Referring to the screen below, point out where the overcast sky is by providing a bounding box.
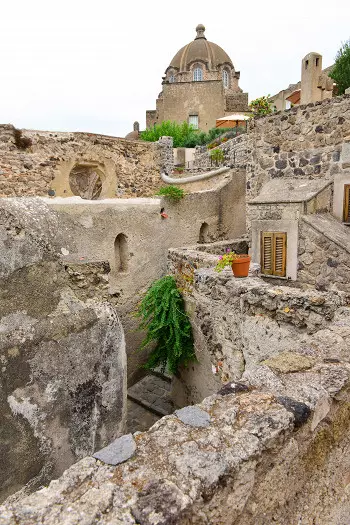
[0,0,349,137]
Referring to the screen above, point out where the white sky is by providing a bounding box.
[0,0,349,137]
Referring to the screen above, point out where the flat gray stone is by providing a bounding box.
[93,434,136,465]
[175,406,211,428]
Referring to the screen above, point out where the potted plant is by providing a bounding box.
[215,250,251,278]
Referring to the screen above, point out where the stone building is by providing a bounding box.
[270,52,334,111]
[146,25,249,132]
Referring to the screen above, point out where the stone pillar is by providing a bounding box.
[157,136,174,175]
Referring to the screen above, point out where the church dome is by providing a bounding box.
[167,25,233,72]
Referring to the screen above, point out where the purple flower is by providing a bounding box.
[219,256,223,260]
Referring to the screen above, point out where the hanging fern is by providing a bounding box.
[137,275,195,374]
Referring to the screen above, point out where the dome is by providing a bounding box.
[167,25,233,73]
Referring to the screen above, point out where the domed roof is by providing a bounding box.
[168,25,233,72]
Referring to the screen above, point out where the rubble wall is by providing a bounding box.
[46,171,245,384]
[170,256,347,406]
[0,125,165,198]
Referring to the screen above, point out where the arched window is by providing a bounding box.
[199,222,209,243]
[169,75,175,83]
[193,67,203,81]
[114,233,128,273]
[222,69,229,88]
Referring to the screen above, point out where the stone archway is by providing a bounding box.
[69,164,104,200]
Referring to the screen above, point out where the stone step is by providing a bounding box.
[148,365,172,383]
[127,374,174,418]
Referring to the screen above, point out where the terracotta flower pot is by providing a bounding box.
[231,255,251,278]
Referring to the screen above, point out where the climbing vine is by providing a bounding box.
[137,276,195,374]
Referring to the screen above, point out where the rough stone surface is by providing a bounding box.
[0,125,166,198]
[1,351,350,524]
[0,200,127,502]
[175,406,211,427]
[194,134,249,169]
[169,251,347,407]
[262,351,315,373]
[93,434,136,466]
[298,214,350,298]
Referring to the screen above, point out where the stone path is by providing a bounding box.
[127,373,174,434]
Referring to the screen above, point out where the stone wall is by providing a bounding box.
[298,214,350,299]
[2,303,350,524]
[247,95,350,202]
[225,92,249,112]
[156,136,174,175]
[0,199,127,502]
[44,169,246,385]
[194,134,249,169]
[0,125,166,198]
[169,254,346,406]
[159,81,226,132]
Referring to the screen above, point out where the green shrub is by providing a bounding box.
[140,121,198,148]
[249,95,272,116]
[210,148,225,165]
[155,186,185,201]
[136,276,195,373]
[140,121,237,148]
[330,40,350,95]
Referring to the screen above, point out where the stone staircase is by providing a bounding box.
[127,370,174,433]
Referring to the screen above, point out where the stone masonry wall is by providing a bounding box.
[298,214,350,299]
[247,94,350,202]
[194,133,249,169]
[0,199,127,502]
[0,125,166,198]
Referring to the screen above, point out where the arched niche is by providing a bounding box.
[114,233,128,273]
[199,222,209,243]
[69,164,104,200]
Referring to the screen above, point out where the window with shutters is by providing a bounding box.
[261,232,287,277]
[343,184,350,223]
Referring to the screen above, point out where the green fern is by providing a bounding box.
[137,276,195,374]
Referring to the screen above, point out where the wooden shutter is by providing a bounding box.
[343,185,350,223]
[261,232,274,275]
[273,233,287,277]
[261,232,287,277]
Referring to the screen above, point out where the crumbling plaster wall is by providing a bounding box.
[0,125,165,198]
[46,170,245,384]
[0,199,127,503]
